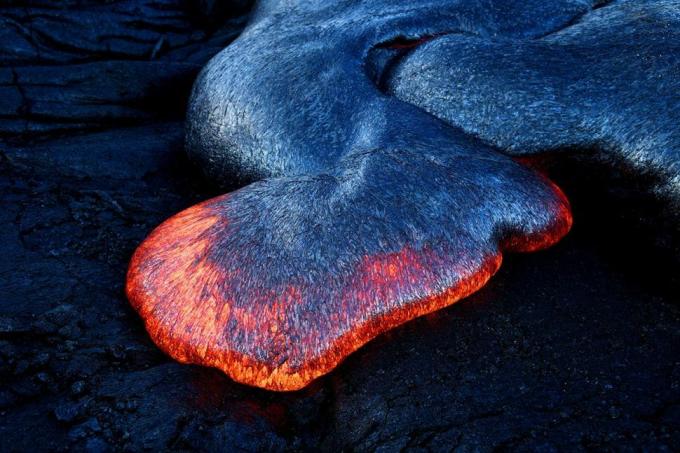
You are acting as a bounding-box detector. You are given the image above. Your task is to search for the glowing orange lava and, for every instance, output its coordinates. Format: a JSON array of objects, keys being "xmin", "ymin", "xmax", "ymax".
[{"xmin": 126, "ymin": 186, "xmax": 572, "ymax": 391}]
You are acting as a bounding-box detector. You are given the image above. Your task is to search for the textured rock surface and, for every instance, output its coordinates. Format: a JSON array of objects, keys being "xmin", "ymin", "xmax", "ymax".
[{"xmin": 0, "ymin": 0, "xmax": 679, "ymax": 450}]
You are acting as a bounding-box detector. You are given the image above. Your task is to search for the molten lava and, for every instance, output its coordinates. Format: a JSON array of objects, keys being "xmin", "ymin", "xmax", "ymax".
[{"xmin": 126, "ymin": 186, "xmax": 572, "ymax": 391}]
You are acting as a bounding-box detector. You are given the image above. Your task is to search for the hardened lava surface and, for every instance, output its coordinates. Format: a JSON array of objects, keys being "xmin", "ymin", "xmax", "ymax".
[
  {"xmin": 129, "ymin": 0, "xmax": 679, "ymax": 390},
  {"xmin": 127, "ymin": 144, "xmax": 572, "ymax": 390},
  {"xmin": 125, "ymin": 0, "xmax": 598, "ymax": 390},
  {"xmin": 388, "ymin": 0, "xmax": 680, "ymax": 210}
]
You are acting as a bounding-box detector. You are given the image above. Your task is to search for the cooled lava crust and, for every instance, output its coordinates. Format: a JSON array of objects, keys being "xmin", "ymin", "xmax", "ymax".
[
  {"xmin": 127, "ymin": 152, "xmax": 572, "ymax": 390},
  {"xmin": 127, "ymin": 0, "xmax": 679, "ymax": 391}
]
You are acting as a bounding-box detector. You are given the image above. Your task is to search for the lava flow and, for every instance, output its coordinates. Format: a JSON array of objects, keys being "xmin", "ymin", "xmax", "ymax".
[{"xmin": 126, "ymin": 184, "xmax": 572, "ymax": 391}]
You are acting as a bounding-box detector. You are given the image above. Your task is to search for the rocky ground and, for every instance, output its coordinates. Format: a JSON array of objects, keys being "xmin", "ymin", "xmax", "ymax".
[{"xmin": 0, "ymin": 1, "xmax": 678, "ymax": 451}]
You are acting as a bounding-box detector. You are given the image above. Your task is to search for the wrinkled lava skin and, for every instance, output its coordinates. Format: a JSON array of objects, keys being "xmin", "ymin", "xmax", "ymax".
[
  {"xmin": 127, "ymin": 0, "xmax": 676, "ymax": 391},
  {"xmin": 127, "ymin": 146, "xmax": 572, "ymax": 390},
  {"xmin": 388, "ymin": 0, "xmax": 680, "ymax": 210}
]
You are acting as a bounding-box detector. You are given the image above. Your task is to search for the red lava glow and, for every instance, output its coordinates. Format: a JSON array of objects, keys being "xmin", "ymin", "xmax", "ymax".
[
  {"xmin": 127, "ymin": 191, "xmax": 572, "ymax": 391},
  {"xmin": 502, "ymin": 181, "xmax": 573, "ymax": 253}
]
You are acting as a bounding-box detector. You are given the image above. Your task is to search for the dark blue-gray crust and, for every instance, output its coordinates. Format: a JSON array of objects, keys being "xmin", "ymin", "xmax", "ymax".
[
  {"xmin": 126, "ymin": 0, "xmax": 676, "ymax": 390},
  {"xmin": 388, "ymin": 0, "xmax": 680, "ymax": 210}
]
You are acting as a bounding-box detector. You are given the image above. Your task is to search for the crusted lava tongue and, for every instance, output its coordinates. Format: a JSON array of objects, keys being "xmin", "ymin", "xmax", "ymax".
[
  {"xmin": 126, "ymin": 141, "xmax": 571, "ymax": 391},
  {"xmin": 129, "ymin": 0, "xmax": 587, "ymax": 391}
]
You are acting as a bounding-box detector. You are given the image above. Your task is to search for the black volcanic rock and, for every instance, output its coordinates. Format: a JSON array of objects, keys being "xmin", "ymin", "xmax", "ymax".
[{"xmin": 0, "ymin": 0, "xmax": 247, "ymax": 138}]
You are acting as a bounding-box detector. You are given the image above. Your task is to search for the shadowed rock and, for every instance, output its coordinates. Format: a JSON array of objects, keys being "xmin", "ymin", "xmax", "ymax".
[{"xmin": 0, "ymin": 0, "xmax": 247, "ymax": 137}]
